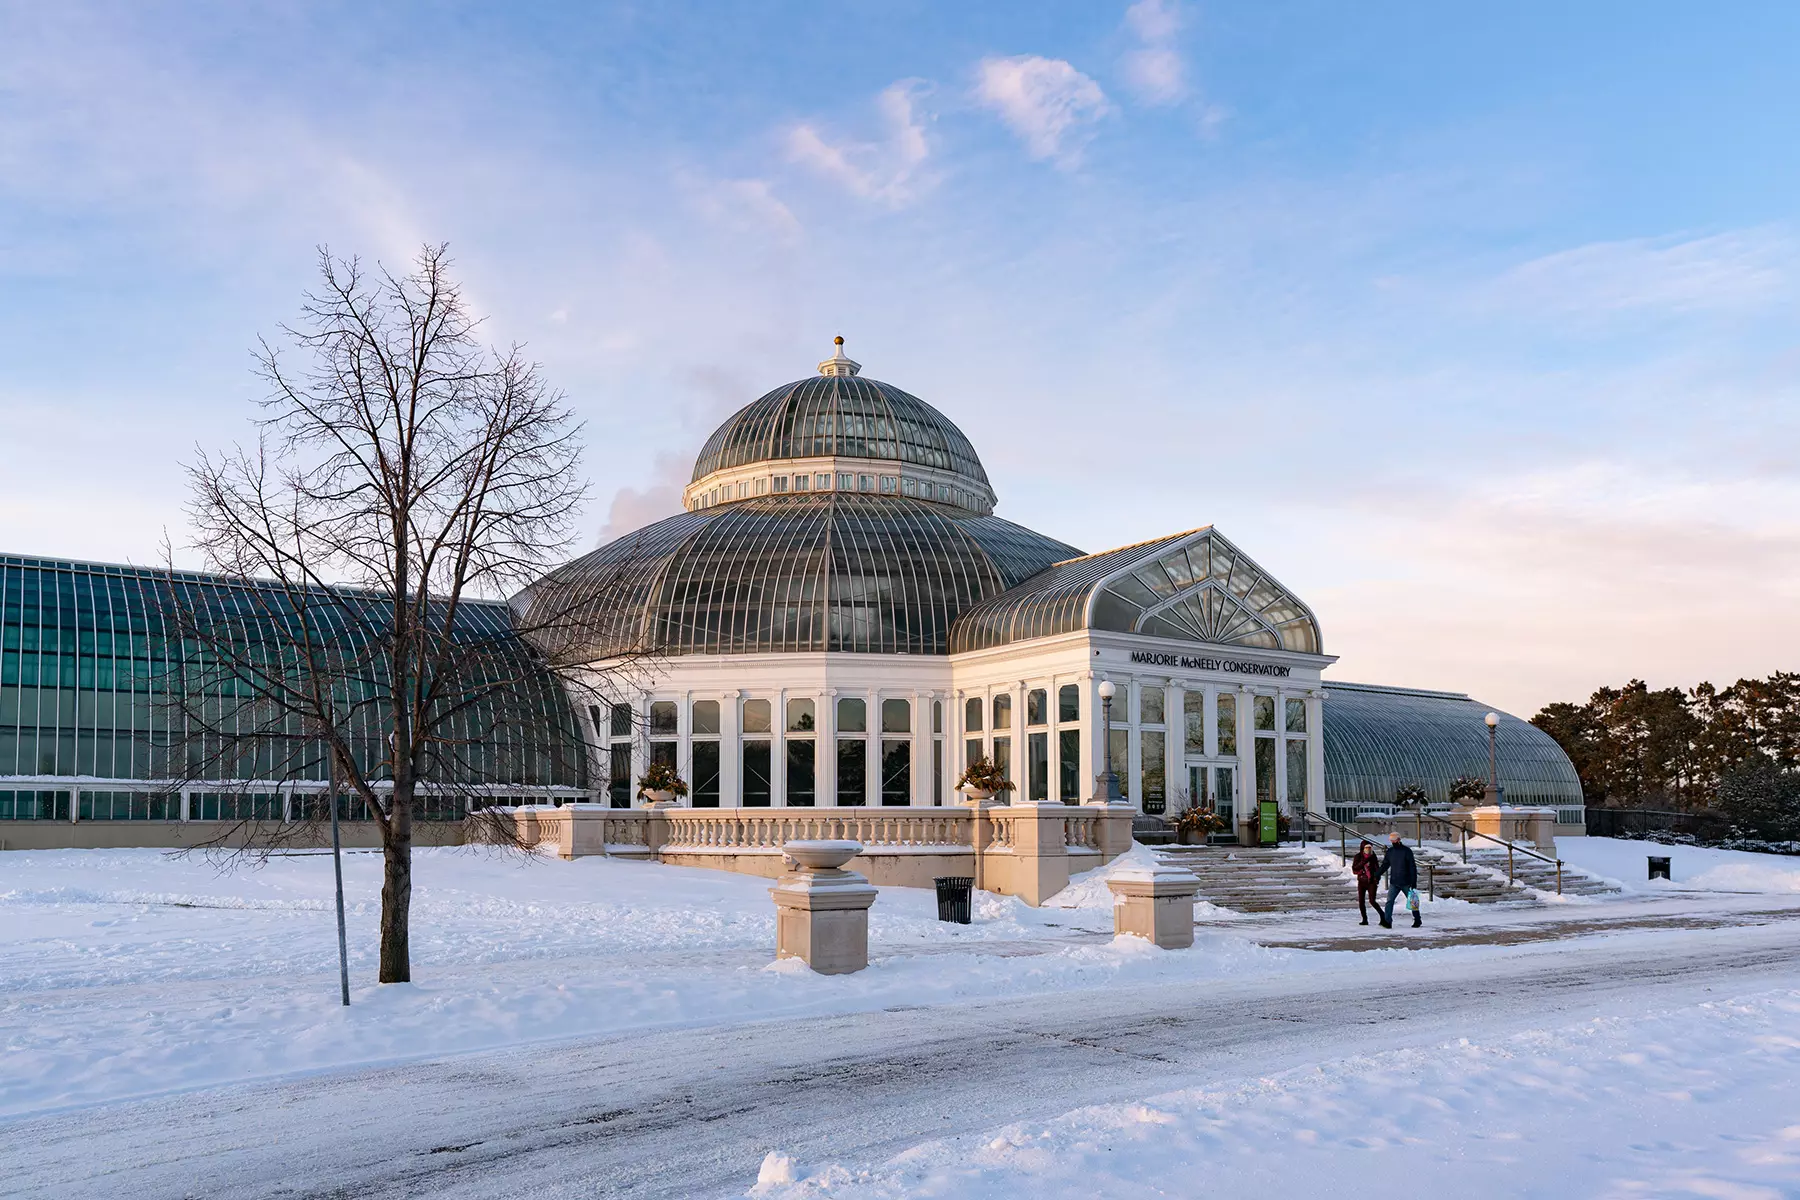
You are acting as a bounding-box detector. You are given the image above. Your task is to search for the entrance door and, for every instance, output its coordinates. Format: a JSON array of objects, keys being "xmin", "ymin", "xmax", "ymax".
[{"xmin": 1186, "ymin": 763, "xmax": 1237, "ymax": 842}]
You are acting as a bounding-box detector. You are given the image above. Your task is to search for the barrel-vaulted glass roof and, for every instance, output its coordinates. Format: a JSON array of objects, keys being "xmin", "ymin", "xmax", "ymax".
[
  {"xmin": 949, "ymin": 528, "xmax": 1323, "ymax": 656},
  {"xmin": 690, "ymin": 375, "xmax": 991, "ymax": 495},
  {"xmin": 1321, "ymin": 682, "xmax": 1582, "ymax": 810},
  {"xmin": 515, "ymin": 494, "xmax": 1080, "ymax": 660},
  {"xmin": 0, "ymin": 554, "xmax": 586, "ymax": 792}
]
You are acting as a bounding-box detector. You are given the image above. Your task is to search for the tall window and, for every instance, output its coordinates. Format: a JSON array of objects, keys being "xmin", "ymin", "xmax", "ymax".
[
  {"xmin": 787, "ymin": 698, "xmax": 815, "ymax": 732},
  {"xmin": 1028, "ymin": 731, "xmax": 1048, "ymax": 802},
  {"xmin": 608, "ymin": 744, "xmax": 632, "ymax": 807},
  {"xmin": 691, "ymin": 700, "xmax": 720, "ymax": 807},
  {"xmin": 1286, "ymin": 698, "xmax": 1306, "ymax": 733},
  {"xmin": 1184, "ymin": 691, "xmax": 1204, "ymax": 755},
  {"xmin": 649, "ymin": 700, "xmax": 677, "ymax": 782},
  {"xmin": 1142, "ymin": 730, "xmax": 1166, "ymax": 813},
  {"xmin": 1058, "ymin": 684, "xmax": 1079, "ymax": 723},
  {"xmin": 881, "ymin": 739, "xmax": 910, "ymax": 806},
  {"xmin": 742, "ymin": 740, "xmax": 771, "ymax": 806},
  {"xmin": 1255, "ymin": 737, "xmax": 1276, "ymax": 806},
  {"xmin": 1026, "ymin": 688, "xmax": 1047, "ymax": 727},
  {"xmin": 965, "ymin": 696, "xmax": 983, "ymax": 733},
  {"xmin": 837, "ymin": 738, "xmax": 867, "ymax": 806},
  {"xmin": 992, "ymin": 693, "xmax": 1012, "ymax": 732},
  {"xmin": 1058, "ymin": 728, "xmax": 1081, "ymax": 802},
  {"xmin": 1216, "ymin": 694, "xmax": 1237, "ymax": 756},
  {"xmin": 787, "ymin": 740, "xmax": 815, "ymax": 806},
  {"xmin": 1140, "ymin": 687, "xmax": 1164, "ymax": 727},
  {"xmin": 1254, "ymin": 695, "xmax": 1276, "ymax": 731},
  {"xmin": 1286, "ymin": 739, "xmax": 1307, "ymax": 811}
]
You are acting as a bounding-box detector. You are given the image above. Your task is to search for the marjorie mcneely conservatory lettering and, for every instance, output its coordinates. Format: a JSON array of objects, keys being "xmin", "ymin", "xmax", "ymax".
[
  {"xmin": 0, "ymin": 337, "xmax": 1587, "ymax": 847},
  {"xmin": 1128, "ymin": 651, "xmax": 1293, "ymax": 677}
]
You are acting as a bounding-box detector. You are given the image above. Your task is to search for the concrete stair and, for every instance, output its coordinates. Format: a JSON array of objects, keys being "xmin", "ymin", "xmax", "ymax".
[
  {"xmin": 1463, "ymin": 847, "xmax": 1622, "ymax": 897},
  {"xmin": 1155, "ymin": 845, "xmax": 1361, "ymax": 914}
]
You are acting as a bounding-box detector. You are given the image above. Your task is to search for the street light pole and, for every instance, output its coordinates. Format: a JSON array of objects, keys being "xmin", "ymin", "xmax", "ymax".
[
  {"xmin": 1483, "ymin": 711, "xmax": 1503, "ymax": 807},
  {"xmin": 1094, "ymin": 679, "xmax": 1124, "ymax": 804},
  {"xmin": 329, "ymin": 756, "xmax": 350, "ymax": 1007}
]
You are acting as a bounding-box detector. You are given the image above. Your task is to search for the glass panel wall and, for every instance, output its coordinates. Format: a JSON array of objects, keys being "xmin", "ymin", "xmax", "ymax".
[
  {"xmin": 1184, "ymin": 692, "xmax": 1204, "ymax": 755},
  {"xmin": 1026, "ymin": 689, "xmax": 1046, "ymax": 727},
  {"xmin": 787, "ymin": 698, "xmax": 815, "ymax": 732},
  {"xmin": 965, "ymin": 697, "xmax": 982, "ymax": 732},
  {"xmin": 1140, "ymin": 687, "xmax": 1164, "ymax": 727},
  {"xmin": 608, "ymin": 744, "xmax": 632, "ymax": 807},
  {"xmin": 1217, "ymin": 694, "xmax": 1237, "ymax": 755},
  {"xmin": 743, "ymin": 699, "xmax": 772, "ymax": 734},
  {"xmin": 1255, "ymin": 737, "xmax": 1276, "ymax": 806},
  {"xmin": 881, "ymin": 698, "xmax": 910, "ymax": 734},
  {"xmin": 1058, "ymin": 684, "xmax": 1078, "ymax": 723},
  {"xmin": 1285, "ymin": 698, "xmax": 1306, "ymax": 733}
]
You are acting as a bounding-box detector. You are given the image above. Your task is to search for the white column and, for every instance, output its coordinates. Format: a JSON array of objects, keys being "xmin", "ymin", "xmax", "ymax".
[
  {"xmin": 1122, "ymin": 678, "xmax": 1139, "ymax": 807},
  {"xmin": 721, "ymin": 689, "xmax": 741, "ymax": 807},
  {"xmin": 864, "ymin": 689, "xmax": 878, "ymax": 807},
  {"xmin": 1236, "ymin": 684, "xmax": 1255, "ymax": 830},
  {"xmin": 1164, "ymin": 681, "xmax": 1181, "ymax": 809},
  {"xmin": 821, "ymin": 688, "xmax": 839, "ymax": 807},
  {"xmin": 678, "ymin": 688, "xmax": 693, "ymax": 808},
  {"xmin": 1076, "ymin": 672, "xmax": 1093, "ymax": 803}
]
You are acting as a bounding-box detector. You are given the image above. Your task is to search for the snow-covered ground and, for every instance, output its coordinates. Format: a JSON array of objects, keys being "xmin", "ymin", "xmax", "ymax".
[
  {"xmin": 5, "ymin": 838, "xmax": 1800, "ymax": 1134},
  {"xmin": 0, "ymin": 844, "xmax": 1290, "ymax": 1118},
  {"xmin": 1560, "ymin": 835, "xmax": 1800, "ymax": 894},
  {"xmin": 750, "ymin": 986, "xmax": 1800, "ymax": 1199}
]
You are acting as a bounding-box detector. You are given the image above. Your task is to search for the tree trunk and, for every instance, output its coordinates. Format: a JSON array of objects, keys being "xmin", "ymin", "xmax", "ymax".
[{"xmin": 379, "ymin": 812, "xmax": 413, "ymax": 983}]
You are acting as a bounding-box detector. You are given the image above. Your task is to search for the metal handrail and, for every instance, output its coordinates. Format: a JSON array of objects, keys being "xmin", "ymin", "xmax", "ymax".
[{"xmin": 1300, "ymin": 810, "xmax": 1563, "ymax": 896}]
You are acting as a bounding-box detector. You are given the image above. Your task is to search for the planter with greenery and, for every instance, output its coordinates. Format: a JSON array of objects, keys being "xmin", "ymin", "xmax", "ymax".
[
  {"xmin": 637, "ymin": 760, "xmax": 689, "ymax": 803},
  {"xmin": 1172, "ymin": 806, "xmax": 1228, "ymax": 844},
  {"xmin": 1394, "ymin": 782, "xmax": 1428, "ymax": 807},
  {"xmin": 955, "ymin": 756, "xmax": 1015, "ymax": 800},
  {"xmin": 1448, "ymin": 775, "xmax": 1488, "ymax": 805}
]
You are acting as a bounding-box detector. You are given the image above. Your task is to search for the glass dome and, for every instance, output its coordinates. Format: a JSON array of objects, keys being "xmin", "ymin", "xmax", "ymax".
[
  {"xmin": 686, "ymin": 341, "xmax": 995, "ymax": 514},
  {"xmin": 516, "ymin": 494, "xmax": 1080, "ymax": 660}
]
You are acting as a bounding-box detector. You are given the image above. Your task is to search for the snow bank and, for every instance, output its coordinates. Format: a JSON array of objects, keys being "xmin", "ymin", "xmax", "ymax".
[
  {"xmin": 1559, "ymin": 836, "xmax": 1800, "ymax": 894},
  {"xmin": 750, "ymin": 988, "xmax": 1800, "ymax": 1199}
]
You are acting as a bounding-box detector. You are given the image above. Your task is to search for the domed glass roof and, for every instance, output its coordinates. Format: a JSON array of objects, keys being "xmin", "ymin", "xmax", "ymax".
[
  {"xmin": 517, "ymin": 494, "xmax": 1079, "ymax": 660},
  {"xmin": 690, "ymin": 350, "xmax": 991, "ymax": 494}
]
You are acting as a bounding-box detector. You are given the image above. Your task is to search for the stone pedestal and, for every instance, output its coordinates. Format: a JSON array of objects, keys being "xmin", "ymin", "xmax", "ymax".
[
  {"xmin": 1083, "ymin": 798, "xmax": 1138, "ymax": 861},
  {"xmin": 771, "ymin": 840, "xmax": 878, "ymax": 975},
  {"xmin": 1000, "ymin": 799, "xmax": 1072, "ymax": 906},
  {"xmin": 1107, "ymin": 863, "xmax": 1203, "ymax": 950}
]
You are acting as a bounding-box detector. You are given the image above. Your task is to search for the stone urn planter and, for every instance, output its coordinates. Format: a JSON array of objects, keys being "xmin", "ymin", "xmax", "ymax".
[
  {"xmin": 772, "ymin": 840, "xmax": 877, "ymax": 974},
  {"xmin": 782, "ymin": 839, "xmax": 862, "ymax": 871},
  {"xmin": 642, "ymin": 788, "xmax": 676, "ymax": 805},
  {"xmin": 960, "ymin": 787, "xmax": 994, "ymax": 802}
]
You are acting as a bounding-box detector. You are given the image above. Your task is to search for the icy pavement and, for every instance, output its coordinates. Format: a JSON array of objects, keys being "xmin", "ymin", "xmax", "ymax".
[{"xmin": 752, "ymin": 986, "xmax": 1800, "ymax": 1199}]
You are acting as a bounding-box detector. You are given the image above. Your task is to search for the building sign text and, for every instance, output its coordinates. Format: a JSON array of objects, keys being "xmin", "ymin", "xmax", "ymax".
[{"xmin": 1128, "ymin": 650, "xmax": 1292, "ymax": 677}]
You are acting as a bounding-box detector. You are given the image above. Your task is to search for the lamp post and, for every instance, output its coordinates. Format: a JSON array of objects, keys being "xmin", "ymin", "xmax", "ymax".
[
  {"xmin": 1483, "ymin": 711, "xmax": 1504, "ymax": 807},
  {"xmin": 1094, "ymin": 679, "xmax": 1124, "ymax": 805}
]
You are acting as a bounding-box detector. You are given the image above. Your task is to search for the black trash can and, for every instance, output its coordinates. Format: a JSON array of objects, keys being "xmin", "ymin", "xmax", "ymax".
[
  {"xmin": 1648, "ymin": 855, "xmax": 1672, "ymax": 881},
  {"xmin": 935, "ymin": 876, "xmax": 974, "ymax": 924}
]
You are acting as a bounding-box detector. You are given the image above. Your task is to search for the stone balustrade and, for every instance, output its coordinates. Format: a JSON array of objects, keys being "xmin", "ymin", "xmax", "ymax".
[{"xmin": 481, "ymin": 800, "xmax": 1134, "ymax": 906}]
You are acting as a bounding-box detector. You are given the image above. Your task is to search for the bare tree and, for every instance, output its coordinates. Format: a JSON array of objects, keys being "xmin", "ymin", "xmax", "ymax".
[{"xmin": 168, "ymin": 244, "xmax": 640, "ymax": 983}]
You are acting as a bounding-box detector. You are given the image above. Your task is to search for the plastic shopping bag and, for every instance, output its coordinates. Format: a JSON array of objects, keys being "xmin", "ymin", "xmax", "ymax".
[{"xmin": 1406, "ymin": 888, "xmax": 1420, "ymax": 911}]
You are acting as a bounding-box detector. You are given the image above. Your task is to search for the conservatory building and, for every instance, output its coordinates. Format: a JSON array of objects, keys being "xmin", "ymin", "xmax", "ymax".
[
  {"xmin": 516, "ymin": 339, "xmax": 1352, "ymax": 843},
  {"xmin": 0, "ymin": 339, "xmax": 1584, "ymax": 850}
]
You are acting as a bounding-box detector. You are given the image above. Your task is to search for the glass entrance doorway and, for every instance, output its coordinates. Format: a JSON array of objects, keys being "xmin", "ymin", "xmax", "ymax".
[{"xmin": 1187, "ymin": 763, "xmax": 1236, "ymax": 842}]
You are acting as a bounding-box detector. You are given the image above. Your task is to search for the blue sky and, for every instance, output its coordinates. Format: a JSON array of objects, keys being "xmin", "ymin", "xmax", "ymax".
[{"xmin": 3, "ymin": 1, "xmax": 1798, "ymax": 714}]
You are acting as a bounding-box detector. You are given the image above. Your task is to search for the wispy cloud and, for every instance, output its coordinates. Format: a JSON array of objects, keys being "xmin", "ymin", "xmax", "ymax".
[
  {"xmin": 1120, "ymin": 0, "xmax": 1186, "ymax": 106},
  {"xmin": 688, "ymin": 176, "xmax": 802, "ymax": 242},
  {"xmin": 975, "ymin": 56, "xmax": 1112, "ymax": 167},
  {"xmin": 786, "ymin": 81, "xmax": 934, "ymax": 207},
  {"xmin": 1491, "ymin": 229, "xmax": 1796, "ymax": 317}
]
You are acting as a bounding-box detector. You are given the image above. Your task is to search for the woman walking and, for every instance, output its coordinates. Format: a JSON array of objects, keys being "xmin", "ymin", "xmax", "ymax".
[{"xmin": 1351, "ymin": 841, "xmax": 1382, "ymax": 925}]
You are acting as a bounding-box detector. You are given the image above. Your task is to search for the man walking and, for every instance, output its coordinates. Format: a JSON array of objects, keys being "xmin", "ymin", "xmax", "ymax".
[
  {"xmin": 1351, "ymin": 841, "xmax": 1382, "ymax": 925},
  {"xmin": 1375, "ymin": 830, "xmax": 1420, "ymax": 929}
]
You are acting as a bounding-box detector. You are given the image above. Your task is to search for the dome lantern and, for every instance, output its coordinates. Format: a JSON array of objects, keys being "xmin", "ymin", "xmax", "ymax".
[{"xmin": 817, "ymin": 335, "xmax": 861, "ymax": 378}]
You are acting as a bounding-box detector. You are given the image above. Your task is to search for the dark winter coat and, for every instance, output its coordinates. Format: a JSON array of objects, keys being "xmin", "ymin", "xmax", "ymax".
[
  {"xmin": 1351, "ymin": 848, "xmax": 1381, "ymax": 883},
  {"xmin": 1377, "ymin": 842, "xmax": 1418, "ymax": 892}
]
